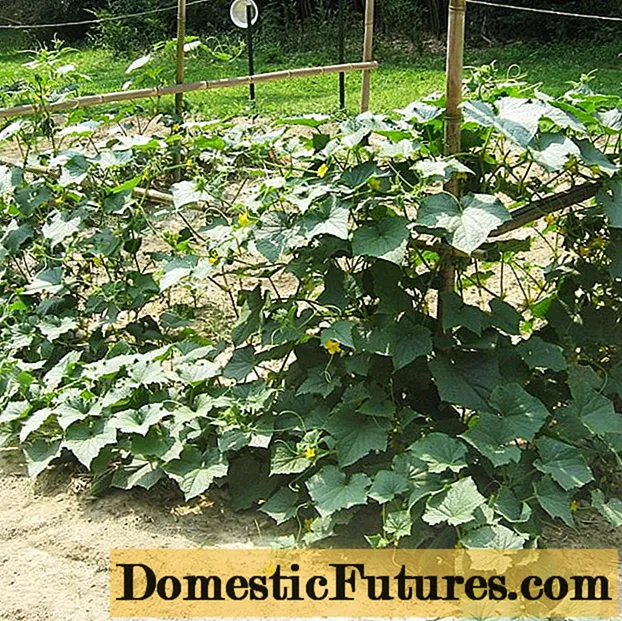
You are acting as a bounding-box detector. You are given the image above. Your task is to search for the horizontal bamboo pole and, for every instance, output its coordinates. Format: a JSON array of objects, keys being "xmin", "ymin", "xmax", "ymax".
[
  {"xmin": 0, "ymin": 62, "xmax": 379, "ymax": 119},
  {"xmin": 490, "ymin": 182, "xmax": 601, "ymax": 237},
  {"xmin": 0, "ymin": 157, "xmax": 175, "ymax": 206}
]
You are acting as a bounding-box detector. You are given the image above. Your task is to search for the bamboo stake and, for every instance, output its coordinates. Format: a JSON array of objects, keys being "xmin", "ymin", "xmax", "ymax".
[
  {"xmin": 437, "ymin": 0, "xmax": 466, "ymax": 324},
  {"xmin": 175, "ymin": 0, "xmax": 187, "ymax": 118},
  {"xmin": 173, "ymin": 0, "xmax": 187, "ymax": 182},
  {"xmin": 359, "ymin": 0, "xmax": 375, "ymax": 112},
  {"xmin": 444, "ymin": 0, "xmax": 466, "ymax": 196},
  {"xmin": 0, "ymin": 62, "xmax": 378, "ymax": 119}
]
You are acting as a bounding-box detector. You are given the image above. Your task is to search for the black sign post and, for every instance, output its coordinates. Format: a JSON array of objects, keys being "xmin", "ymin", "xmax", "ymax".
[
  {"xmin": 246, "ymin": 3, "xmax": 256, "ymax": 101},
  {"xmin": 338, "ymin": 0, "xmax": 345, "ymax": 110}
]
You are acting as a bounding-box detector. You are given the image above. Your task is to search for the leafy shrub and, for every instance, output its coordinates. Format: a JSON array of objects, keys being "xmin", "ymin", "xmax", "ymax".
[
  {"xmin": 0, "ymin": 57, "xmax": 621, "ymax": 548},
  {"xmin": 93, "ymin": 0, "xmax": 173, "ymax": 54}
]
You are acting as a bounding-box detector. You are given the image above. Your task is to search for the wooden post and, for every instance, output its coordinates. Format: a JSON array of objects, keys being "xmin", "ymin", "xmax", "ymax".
[
  {"xmin": 438, "ymin": 0, "xmax": 466, "ymax": 320},
  {"xmin": 175, "ymin": 0, "xmax": 187, "ymax": 118},
  {"xmin": 359, "ymin": 0, "xmax": 375, "ymax": 112}
]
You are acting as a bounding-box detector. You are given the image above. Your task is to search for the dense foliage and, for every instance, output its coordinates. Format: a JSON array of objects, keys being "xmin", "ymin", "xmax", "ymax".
[
  {"xmin": 2, "ymin": 0, "xmax": 619, "ymax": 52},
  {"xmin": 1, "ymin": 48, "xmax": 622, "ymax": 549}
]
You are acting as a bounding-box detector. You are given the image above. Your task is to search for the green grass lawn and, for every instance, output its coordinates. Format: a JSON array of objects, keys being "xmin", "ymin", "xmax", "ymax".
[{"xmin": 0, "ymin": 38, "xmax": 620, "ymax": 120}]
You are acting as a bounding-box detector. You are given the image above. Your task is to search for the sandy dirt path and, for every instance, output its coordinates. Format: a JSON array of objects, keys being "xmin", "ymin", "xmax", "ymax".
[
  {"xmin": 3, "ymin": 445, "xmax": 622, "ymax": 621},
  {"xmin": 0, "ymin": 449, "xmax": 263, "ymax": 621}
]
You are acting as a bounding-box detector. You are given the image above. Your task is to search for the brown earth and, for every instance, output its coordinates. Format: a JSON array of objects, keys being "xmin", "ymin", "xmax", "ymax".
[
  {"xmin": 0, "ymin": 449, "xmax": 266, "ymax": 621},
  {"xmin": 2, "ymin": 445, "xmax": 622, "ymax": 621}
]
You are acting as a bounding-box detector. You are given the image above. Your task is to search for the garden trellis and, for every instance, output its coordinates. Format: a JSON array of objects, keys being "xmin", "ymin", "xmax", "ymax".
[
  {"xmin": 0, "ymin": 0, "xmax": 614, "ymax": 311},
  {"xmin": 0, "ymin": 0, "xmax": 616, "ymax": 301},
  {"xmin": 0, "ymin": 0, "xmax": 379, "ymax": 117},
  {"xmin": 0, "ymin": 62, "xmax": 377, "ymax": 120},
  {"xmin": 434, "ymin": 0, "xmax": 619, "ymax": 306}
]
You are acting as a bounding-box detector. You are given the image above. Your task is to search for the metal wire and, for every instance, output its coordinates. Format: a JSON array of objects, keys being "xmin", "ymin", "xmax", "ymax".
[
  {"xmin": 2, "ymin": 0, "xmax": 619, "ymax": 30},
  {"xmin": 0, "ymin": 0, "xmax": 210, "ymax": 30},
  {"xmin": 466, "ymin": 0, "xmax": 622, "ymax": 23}
]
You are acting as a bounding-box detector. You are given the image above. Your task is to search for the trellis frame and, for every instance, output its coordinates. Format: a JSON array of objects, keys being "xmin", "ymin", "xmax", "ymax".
[{"xmin": 0, "ymin": 62, "xmax": 378, "ymax": 120}]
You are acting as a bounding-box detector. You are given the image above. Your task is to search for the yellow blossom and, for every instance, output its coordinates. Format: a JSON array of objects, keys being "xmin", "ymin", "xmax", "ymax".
[
  {"xmin": 208, "ymin": 256, "xmax": 219, "ymax": 265},
  {"xmin": 186, "ymin": 159, "xmax": 193, "ymax": 168},
  {"xmin": 570, "ymin": 500, "xmax": 579, "ymax": 513},
  {"xmin": 324, "ymin": 339, "xmax": 341, "ymax": 355},
  {"xmin": 172, "ymin": 123, "xmax": 180, "ymax": 131},
  {"xmin": 304, "ymin": 447, "xmax": 316, "ymax": 460},
  {"xmin": 368, "ymin": 177, "xmax": 381, "ymax": 191},
  {"xmin": 238, "ymin": 212, "xmax": 251, "ymax": 227},
  {"xmin": 317, "ymin": 163, "xmax": 329, "ymax": 178},
  {"xmin": 303, "ymin": 518, "xmax": 314, "ymax": 532},
  {"xmin": 545, "ymin": 214, "xmax": 556, "ymax": 225}
]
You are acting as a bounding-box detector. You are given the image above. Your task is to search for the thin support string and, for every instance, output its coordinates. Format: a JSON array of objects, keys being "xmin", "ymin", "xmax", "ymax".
[
  {"xmin": 466, "ymin": 0, "xmax": 622, "ymax": 23},
  {"xmin": 0, "ymin": 0, "xmax": 210, "ymax": 30}
]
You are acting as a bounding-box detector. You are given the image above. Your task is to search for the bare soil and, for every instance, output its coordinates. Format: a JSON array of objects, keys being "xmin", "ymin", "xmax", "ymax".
[
  {"xmin": 0, "ymin": 449, "xmax": 265, "ymax": 621},
  {"xmin": 2, "ymin": 445, "xmax": 622, "ymax": 621}
]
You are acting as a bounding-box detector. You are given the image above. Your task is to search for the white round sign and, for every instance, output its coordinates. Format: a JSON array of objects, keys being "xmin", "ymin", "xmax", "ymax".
[{"xmin": 229, "ymin": 0, "xmax": 259, "ymax": 29}]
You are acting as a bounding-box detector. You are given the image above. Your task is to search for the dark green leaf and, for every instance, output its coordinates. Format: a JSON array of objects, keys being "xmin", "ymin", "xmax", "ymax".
[
  {"xmin": 23, "ymin": 438, "xmax": 62, "ymax": 477},
  {"xmin": 534, "ymin": 437, "xmax": 593, "ymax": 491},
  {"xmin": 489, "ymin": 383, "xmax": 549, "ymax": 441},
  {"xmin": 351, "ymin": 217, "xmax": 410, "ymax": 265},
  {"xmin": 430, "ymin": 353, "xmax": 501, "ymax": 411},
  {"xmin": 326, "ymin": 413, "xmax": 390, "ymax": 467},
  {"xmin": 223, "ymin": 345, "xmax": 256, "ymax": 381},
  {"xmin": 534, "ymin": 475, "xmax": 574, "ymax": 527},
  {"xmin": 408, "ymin": 433, "xmax": 468, "ymax": 473},
  {"xmin": 368, "ymin": 470, "xmax": 409, "ymax": 503},
  {"xmin": 270, "ymin": 443, "xmax": 311, "ymax": 475},
  {"xmin": 517, "ymin": 336, "xmax": 567, "ymax": 372},
  {"xmin": 303, "ymin": 196, "xmax": 349, "ymax": 241},
  {"xmin": 461, "ymin": 412, "xmax": 522, "ymax": 467},
  {"xmin": 164, "ymin": 447, "xmax": 228, "ymax": 501},
  {"xmin": 112, "ymin": 460, "xmax": 163, "ymax": 490},
  {"xmin": 384, "ymin": 510, "xmax": 412, "ymax": 539},
  {"xmin": 63, "ymin": 420, "xmax": 117, "ymax": 468},
  {"xmin": 591, "ymin": 489, "xmax": 622, "ymax": 528},
  {"xmin": 416, "ymin": 192, "xmax": 510, "ymax": 255},
  {"xmin": 305, "ymin": 465, "xmax": 370, "ymax": 517},
  {"xmin": 260, "ymin": 488, "xmax": 299, "ymax": 524}
]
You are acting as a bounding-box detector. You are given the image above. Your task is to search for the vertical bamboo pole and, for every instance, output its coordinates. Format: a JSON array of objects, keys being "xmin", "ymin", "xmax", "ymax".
[
  {"xmin": 444, "ymin": 0, "xmax": 466, "ymax": 195},
  {"xmin": 438, "ymin": 0, "xmax": 466, "ymax": 321},
  {"xmin": 175, "ymin": 0, "xmax": 187, "ymax": 117},
  {"xmin": 359, "ymin": 0, "xmax": 375, "ymax": 112}
]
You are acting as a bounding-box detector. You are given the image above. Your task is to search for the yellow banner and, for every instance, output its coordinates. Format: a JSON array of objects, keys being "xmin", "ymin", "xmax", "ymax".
[{"xmin": 110, "ymin": 548, "xmax": 618, "ymax": 618}]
